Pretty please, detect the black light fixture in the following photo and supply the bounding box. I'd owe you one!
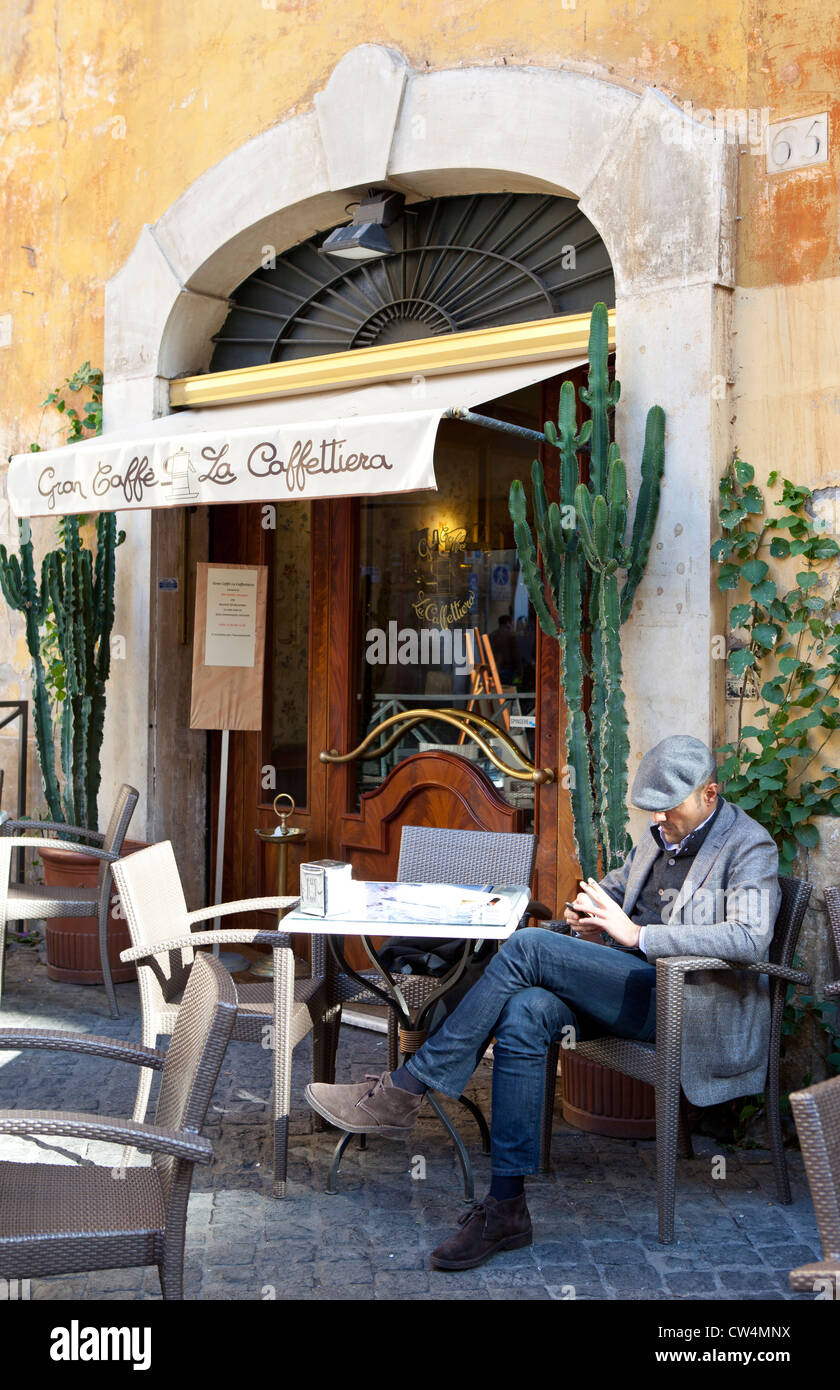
[319,189,405,262]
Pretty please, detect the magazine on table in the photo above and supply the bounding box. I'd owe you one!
[336,881,526,928]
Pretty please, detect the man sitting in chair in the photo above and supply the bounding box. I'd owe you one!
[306,735,780,1271]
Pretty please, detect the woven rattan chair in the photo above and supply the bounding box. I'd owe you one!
[113,840,337,1196]
[539,874,812,1243]
[788,1074,840,1296]
[0,950,236,1300]
[0,784,138,1018]
[824,886,840,998]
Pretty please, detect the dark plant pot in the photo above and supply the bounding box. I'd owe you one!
[40,839,146,985]
[560,1050,656,1138]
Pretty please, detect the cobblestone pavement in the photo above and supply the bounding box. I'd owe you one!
[0,942,821,1301]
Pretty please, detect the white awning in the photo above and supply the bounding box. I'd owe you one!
[7,357,584,519]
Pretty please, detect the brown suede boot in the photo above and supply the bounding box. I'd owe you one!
[429,1193,532,1270]
[305,1071,423,1137]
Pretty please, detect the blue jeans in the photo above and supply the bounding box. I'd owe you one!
[406,928,657,1176]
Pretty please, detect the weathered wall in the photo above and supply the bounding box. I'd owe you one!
[3,2,839,457]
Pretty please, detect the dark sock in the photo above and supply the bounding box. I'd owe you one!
[489,1174,525,1202]
[390,1063,427,1095]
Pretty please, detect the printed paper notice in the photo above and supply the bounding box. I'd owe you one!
[204,568,258,667]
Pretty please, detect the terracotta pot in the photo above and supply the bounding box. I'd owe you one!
[40,839,147,985]
[560,1050,656,1138]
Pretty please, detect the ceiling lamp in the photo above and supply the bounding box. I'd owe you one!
[319,190,405,262]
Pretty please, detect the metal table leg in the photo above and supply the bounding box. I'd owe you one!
[324,932,482,1197]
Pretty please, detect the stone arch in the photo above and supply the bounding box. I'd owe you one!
[105,46,733,391]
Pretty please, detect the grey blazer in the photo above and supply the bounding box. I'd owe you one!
[599,797,781,1106]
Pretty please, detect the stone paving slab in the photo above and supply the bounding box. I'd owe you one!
[0,942,823,1302]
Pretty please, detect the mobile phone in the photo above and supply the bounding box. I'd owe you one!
[565,900,583,917]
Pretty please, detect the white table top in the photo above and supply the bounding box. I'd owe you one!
[283,880,531,940]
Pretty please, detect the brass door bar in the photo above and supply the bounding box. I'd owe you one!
[321,707,554,785]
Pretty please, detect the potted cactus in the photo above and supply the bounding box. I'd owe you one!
[510,301,665,1136]
[510,300,665,879]
[0,367,139,982]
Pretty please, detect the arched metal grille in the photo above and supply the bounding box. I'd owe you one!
[209,193,614,372]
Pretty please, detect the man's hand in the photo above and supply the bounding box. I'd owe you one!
[563,898,604,942]
[573,877,642,949]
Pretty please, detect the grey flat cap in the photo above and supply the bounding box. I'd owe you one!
[630,735,717,811]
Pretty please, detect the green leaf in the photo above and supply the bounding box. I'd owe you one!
[728,648,755,676]
[717,565,741,591]
[741,558,768,584]
[752,623,778,649]
[794,822,819,849]
[750,580,777,604]
[742,488,763,514]
[719,507,748,530]
[785,711,824,735]
[729,603,752,627]
[769,537,790,558]
[796,571,818,589]
[761,680,785,704]
[734,459,755,485]
[711,537,734,561]
[754,757,786,774]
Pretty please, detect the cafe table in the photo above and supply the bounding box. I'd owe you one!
[282,879,531,1200]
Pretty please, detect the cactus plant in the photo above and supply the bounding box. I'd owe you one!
[0,514,124,831]
[0,365,123,832]
[510,302,665,877]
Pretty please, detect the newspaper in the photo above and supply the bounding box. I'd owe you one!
[335,880,525,928]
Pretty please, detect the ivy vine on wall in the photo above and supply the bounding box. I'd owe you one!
[712,455,840,872]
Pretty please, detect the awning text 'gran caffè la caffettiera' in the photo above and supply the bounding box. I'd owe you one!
[7,357,584,520]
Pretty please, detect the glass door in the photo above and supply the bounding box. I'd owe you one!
[354,407,540,827]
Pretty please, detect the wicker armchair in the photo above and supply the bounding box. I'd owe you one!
[0,783,138,1018]
[540,874,813,1244]
[788,1074,840,1297]
[0,950,236,1300]
[824,886,840,998]
[113,840,338,1196]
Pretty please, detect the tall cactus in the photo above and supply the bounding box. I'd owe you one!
[510,302,665,878]
[0,520,61,819]
[575,450,632,870]
[0,513,124,830]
